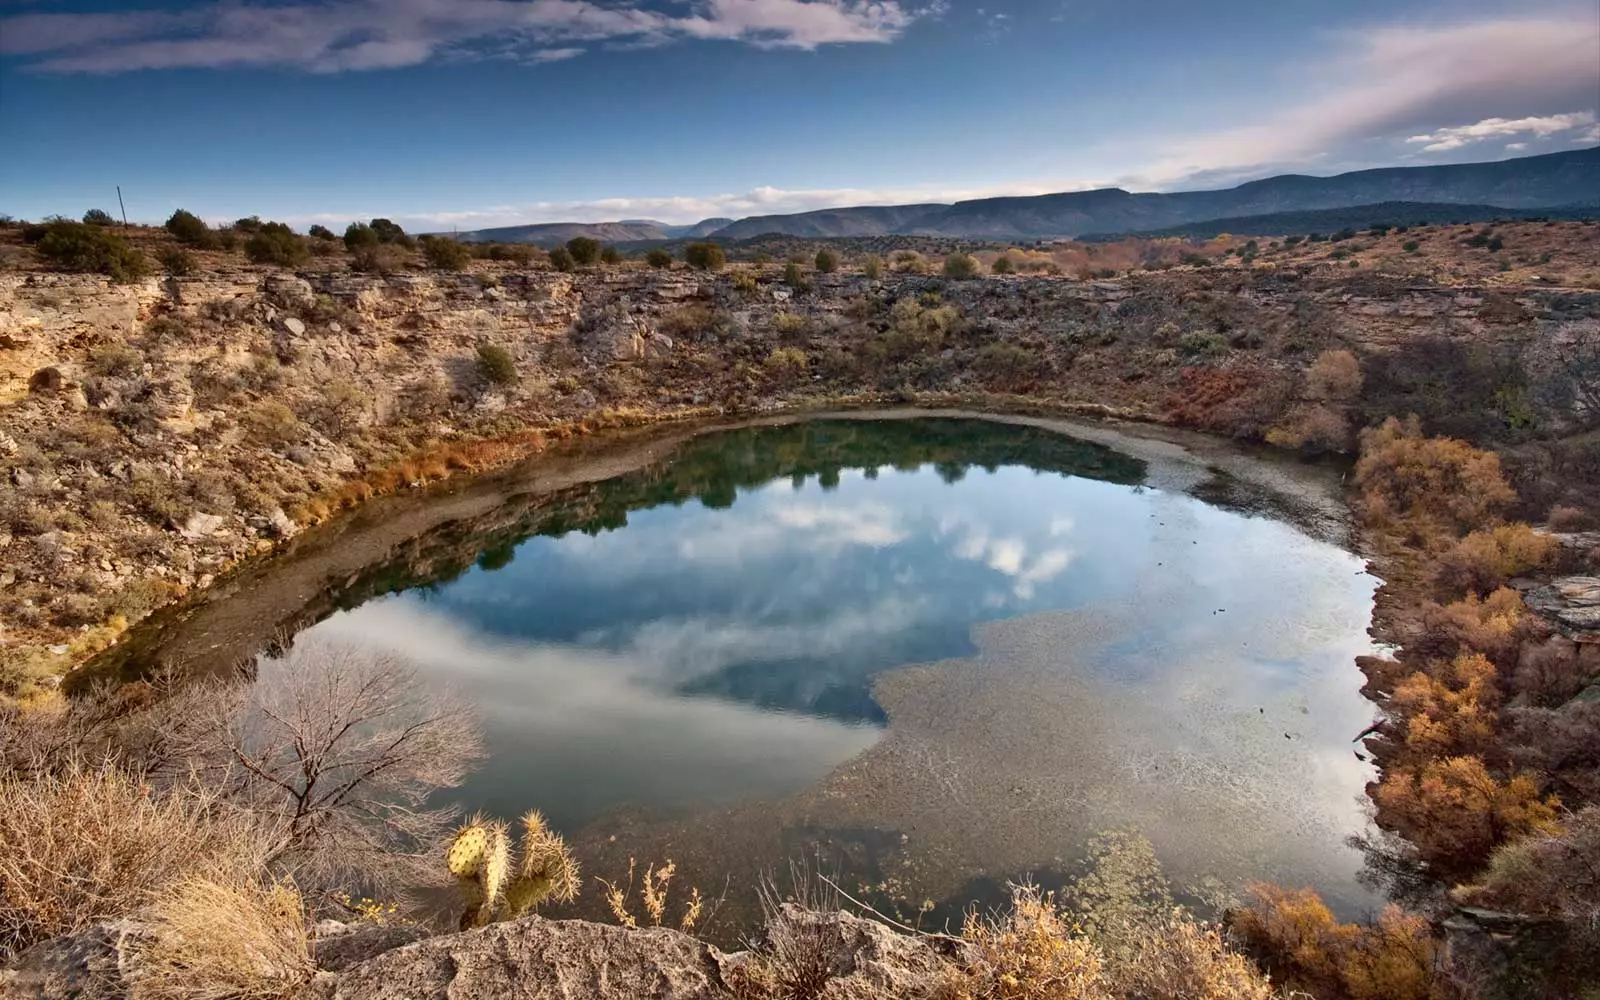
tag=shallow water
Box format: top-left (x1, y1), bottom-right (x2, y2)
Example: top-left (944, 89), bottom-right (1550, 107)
top-left (294, 417), bottom-right (1381, 926)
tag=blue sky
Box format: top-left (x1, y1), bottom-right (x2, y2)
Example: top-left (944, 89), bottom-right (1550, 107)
top-left (2, 0), bottom-right (1597, 230)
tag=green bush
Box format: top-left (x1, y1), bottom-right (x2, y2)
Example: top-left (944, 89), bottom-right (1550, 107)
top-left (232, 216), bottom-right (264, 232)
top-left (566, 237), bottom-right (600, 266)
top-left (547, 246), bottom-right (575, 272)
top-left (1403, 241), bottom-right (1420, 253)
top-left (943, 253), bottom-right (978, 279)
top-left (476, 342), bottom-right (518, 385)
top-left (243, 222), bottom-right (310, 266)
top-left (164, 209), bottom-right (211, 246)
top-left (684, 242), bottom-right (725, 271)
top-left (307, 224), bottom-right (336, 241)
top-left (343, 222), bottom-right (379, 251)
top-left (82, 209), bottom-right (116, 226)
top-left (814, 248), bottom-right (839, 273)
top-left (991, 256), bottom-right (1014, 275)
top-left (647, 248), bottom-right (672, 268)
top-left (862, 255), bottom-right (883, 279)
top-left (600, 245), bottom-right (621, 265)
top-left (33, 221), bottom-right (149, 282)
top-left (157, 246), bottom-right (194, 276)
top-left (422, 237), bottom-right (473, 271)
top-left (370, 218), bottom-right (409, 245)
top-left (476, 242), bottom-right (535, 264)
top-left (1177, 331), bottom-right (1228, 357)
top-left (783, 260), bottom-right (810, 291)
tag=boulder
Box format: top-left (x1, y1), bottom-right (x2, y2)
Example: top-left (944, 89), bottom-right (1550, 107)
top-left (264, 275), bottom-right (316, 309)
top-left (576, 301), bottom-right (647, 361)
top-left (281, 317), bottom-right (308, 337)
top-left (177, 512), bottom-right (226, 540)
top-left (28, 367), bottom-right (64, 393)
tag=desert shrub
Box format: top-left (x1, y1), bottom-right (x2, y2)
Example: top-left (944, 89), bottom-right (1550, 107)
top-left (1389, 653), bottom-right (1500, 760)
top-left (369, 218), bottom-right (410, 246)
top-left (1546, 505), bottom-right (1595, 531)
top-left (991, 256), bottom-right (1015, 275)
top-left (1306, 348), bottom-right (1364, 401)
top-left (343, 222), bottom-right (379, 250)
top-left (1510, 636), bottom-right (1596, 707)
top-left (33, 221), bottom-right (149, 282)
top-left (783, 260), bottom-right (810, 291)
top-left (422, 237), bottom-right (472, 271)
top-left (133, 877), bottom-right (314, 1000)
top-left (231, 216), bottom-right (264, 233)
top-left (0, 766), bottom-right (267, 962)
top-left (475, 242), bottom-right (535, 264)
top-left (1361, 337), bottom-right (1533, 442)
top-left (476, 342), bottom-right (518, 385)
top-left (88, 342), bottom-right (143, 377)
top-left (957, 883), bottom-right (1109, 1000)
top-left (1432, 523), bottom-right (1558, 597)
top-left (566, 236), bottom-right (601, 266)
top-left (164, 209), bottom-right (211, 246)
top-left (1408, 588), bottom-right (1543, 671)
top-left (764, 347), bottom-right (808, 381)
top-left (647, 247), bottom-right (672, 268)
top-left (685, 242), bottom-right (726, 271)
top-left (1266, 403), bottom-right (1352, 452)
top-left (1354, 416), bottom-right (1517, 542)
top-left (974, 341), bottom-right (1039, 388)
top-left (350, 244), bottom-right (410, 274)
top-left (862, 255), bottom-right (883, 279)
top-left (814, 248), bottom-right (839, 273)
top-left (244, 222), bottom-right (310, 266)
top-left (306, 224), bottom-right (336, 241)
top-left (1166, 365), bottom-right (1296, 440)
top-left (943, 253), bottom-right (979, 279)
top-left (600, 245), bottom-right (621, 265)
top-left (547, 246), bottom-right (575, 272)
top-left (1232, 884), bottom-right (1446, 1000)
top-left (242, 401), bottom-right (303, 448)
top-left (82, 208), bottom-right (116, 226)
top-left (1372, 755), bottom-right (1561, 877)
top-left (1107, 914), bottom-right (1273, 1000)
top-left (156, 246), bottom-right (194, 276)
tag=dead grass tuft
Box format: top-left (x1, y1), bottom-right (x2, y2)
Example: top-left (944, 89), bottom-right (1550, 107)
top-left (131, 876), bottom-right (314, 1000)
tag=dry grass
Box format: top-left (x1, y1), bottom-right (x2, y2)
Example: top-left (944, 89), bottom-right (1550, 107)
top-left (955, 885), bottom-right (1109, 1000)
top-left (1106, 915), bottom-right (1273, 1000)
top-left (0, 764), bottom-right (268, 962)
top-left (130, 876), bottom-right (314, 1000)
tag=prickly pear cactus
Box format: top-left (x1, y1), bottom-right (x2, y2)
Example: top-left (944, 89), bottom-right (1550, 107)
top-left (450, 809), bottom-right (581, 926)
top-left (447, 820), bottom-right (491, 878)
top-left (505, 810), bottom-right (581, 917)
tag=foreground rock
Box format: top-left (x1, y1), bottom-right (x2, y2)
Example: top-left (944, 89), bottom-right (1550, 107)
top-left (2, 908), bottom-right (959, 1000)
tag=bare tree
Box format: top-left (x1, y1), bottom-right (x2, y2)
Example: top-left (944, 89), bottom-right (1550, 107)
top-left (190, 639), bottom-right (485, 895)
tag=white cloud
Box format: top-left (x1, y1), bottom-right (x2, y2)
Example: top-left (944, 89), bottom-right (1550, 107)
top-left (1405, 111), bottom-right (1596, 152)
top-left (769, 502), bottom-right (908, 547)
top-left (1131, 16), bottom-right (1600, 186)
top-left (1505, 142), bottom-right (1529, 151)
top-left (1, 0), bottom-right (924, 73)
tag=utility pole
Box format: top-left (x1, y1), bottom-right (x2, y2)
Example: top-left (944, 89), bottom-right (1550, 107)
top-left (116, 186), bottom-right (128, 227)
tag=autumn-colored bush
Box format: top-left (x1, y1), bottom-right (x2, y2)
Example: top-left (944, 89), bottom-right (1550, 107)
top-left (1431, 523), bottom-right (1559, 597)
top-left (1166, 365), bottom-right (1295, 440)
top-left (1389, 653), bottom-right (1500, 761)
top-left (1266, 402), bottom-right (1352, 452)
top-left (1408, 588), bottom-right (1544, 672)
top-left (1371, 755), bottom-right (1562, 877)
top-left (1510, 636), bottom-right (1599, 707)
top-left (957, 884), bottom-right (1110, 1000)
top-left (1232, 884), bottom-right (1446, 1000)
top-left (1545, 504), bottom-right (1595, 532)
top-left (1355, 416), bottom-right (1517, 544)
top-left (1305, 348), bottom-right (1364, 401)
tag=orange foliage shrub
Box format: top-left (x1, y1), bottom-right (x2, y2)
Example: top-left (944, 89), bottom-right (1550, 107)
top-left (1390, 653), bottom-right (1500, 760)
top-left (1266, 403), bottom-right (1352, 452)
top-left (1431, 523), bottom-right (1558, 598)
top-left (1165, 365), bottom-right (1294, 440)
top-left (1409, 588), bottom-right (1544, 671)
top-left (1355, 416), bottom-right (1516, 544)
top-left (1372, 756), bottom-right (1562, 877)
top-left (1231, 884), bottom-right (1446, 1000)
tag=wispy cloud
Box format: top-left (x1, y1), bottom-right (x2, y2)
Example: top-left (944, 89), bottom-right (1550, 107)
top-left (1128, 15), bottom-right (1600, 187)
top-left (0, 0), bottom-right (926, 73)
top-left (1405, 111), bottom-right (1596, 152)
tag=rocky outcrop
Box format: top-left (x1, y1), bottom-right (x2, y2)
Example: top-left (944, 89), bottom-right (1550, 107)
top-left (2, 909), bottom-right (961, 1000)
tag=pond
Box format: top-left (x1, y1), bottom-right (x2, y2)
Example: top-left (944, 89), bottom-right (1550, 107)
top-left (270, 416), bottom-right (1384, 931)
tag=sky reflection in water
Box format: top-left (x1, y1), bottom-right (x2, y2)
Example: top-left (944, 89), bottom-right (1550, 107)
top-left (304, 419), bottom-right (1379, 909)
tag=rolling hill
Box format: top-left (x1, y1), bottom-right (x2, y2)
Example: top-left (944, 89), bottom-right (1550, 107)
top-left (452, 147), bottom-right (1599, 245)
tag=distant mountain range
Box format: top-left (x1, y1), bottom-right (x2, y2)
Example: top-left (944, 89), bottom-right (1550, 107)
top-left (454, 216), bottom-right (731, 246)
top-left (454, 147), bottom-right (1599, 246)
